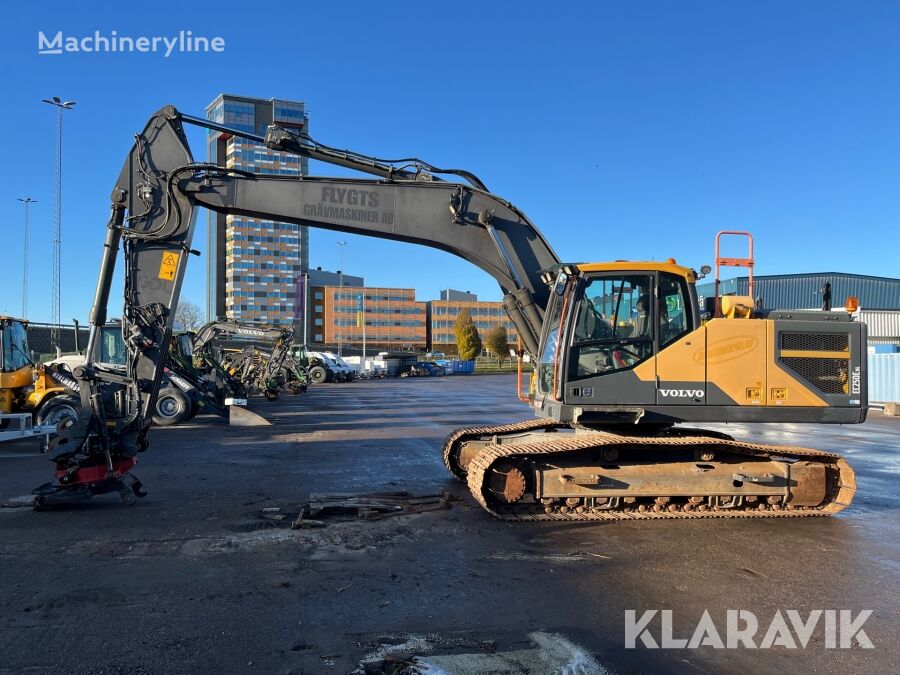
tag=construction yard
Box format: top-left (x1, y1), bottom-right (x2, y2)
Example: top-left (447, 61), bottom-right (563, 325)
top-left (1, 374), bottom-right (898, 674)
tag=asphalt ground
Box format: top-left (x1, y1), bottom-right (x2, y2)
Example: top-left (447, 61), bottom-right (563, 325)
top-left (0, 374), bottom-right (897, 674)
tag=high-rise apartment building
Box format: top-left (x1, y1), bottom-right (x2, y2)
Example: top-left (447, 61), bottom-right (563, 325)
top-left (205, 94), bottom-right (310, 326)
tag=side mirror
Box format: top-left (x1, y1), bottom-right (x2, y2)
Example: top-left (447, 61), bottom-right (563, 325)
top-left (696, 265), bottom-right (712, 280)
top-left (553, 272), bottom-right (569, 296)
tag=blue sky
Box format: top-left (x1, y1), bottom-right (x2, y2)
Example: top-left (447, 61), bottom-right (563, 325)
top-left (2, 1), bottom-right (898, 322)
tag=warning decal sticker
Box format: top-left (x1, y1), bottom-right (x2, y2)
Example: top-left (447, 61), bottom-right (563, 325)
top-left (159, 251), bottom-right (180, 281)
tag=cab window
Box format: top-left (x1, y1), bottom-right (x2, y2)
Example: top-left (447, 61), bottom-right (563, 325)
top-left (1, 322), bottom-right (30, 372)
top-left (569, 275), bottom-right (653, 379)
top-left (537, 274), bottom-right (569, 396)
top-left (659, 273), bottom-right (690, 347)
top-left (538, 321), bottom-right (560, 395)
top-left (100, 327), bottom-right (126, 365)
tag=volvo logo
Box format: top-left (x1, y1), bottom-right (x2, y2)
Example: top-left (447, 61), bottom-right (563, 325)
top-left (659, 388), bottom-right (705, 399)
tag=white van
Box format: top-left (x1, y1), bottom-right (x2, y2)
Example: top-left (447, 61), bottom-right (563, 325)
top-left (321, 352), bottom-right (357, 381)
top-left (305, 351), bottom-right (356, 382)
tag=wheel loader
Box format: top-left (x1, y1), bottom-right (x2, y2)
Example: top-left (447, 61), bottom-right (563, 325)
top-left (48, 321), bottom-right (206, 427)
top-left (0, 316), bottom-right (80, 438)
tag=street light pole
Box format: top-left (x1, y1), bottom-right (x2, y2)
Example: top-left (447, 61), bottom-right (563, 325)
top-left (302, 271), bottom-right (309, 349)
top-left (361, 290), bottom-right (367, 376)
top-left (42, 96), bottom-right (76, 350)
top-left (337, 240), bottom-right (347, 356)
top-left (17, 197), bottom-right (36, 318)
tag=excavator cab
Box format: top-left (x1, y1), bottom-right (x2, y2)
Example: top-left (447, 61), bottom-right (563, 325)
top-left (0, 318), bottom-right (77, 434)
top-left (173, 334), bottom-right (194, 359)
top-left (536, 262), bottom-right (698, 411)
top-left (535, 260), bottom-right (865, 428)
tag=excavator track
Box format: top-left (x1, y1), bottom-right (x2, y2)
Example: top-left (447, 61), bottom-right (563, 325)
top-left (441, 418), bottom-right (566, 480)
top-left (465, 430), bottom-right (855, 521)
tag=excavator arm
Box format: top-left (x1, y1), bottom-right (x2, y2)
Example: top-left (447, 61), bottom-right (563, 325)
top-left (192, 319), bottom-right (300, 399)
top-left (191, 320), bottom-right (294, 354)
top-left (192, 113), bottom-right (560, 353)
top-left (34, 105), bottom-right (559, 505)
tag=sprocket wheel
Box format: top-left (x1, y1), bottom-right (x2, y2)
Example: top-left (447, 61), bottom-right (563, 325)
top-left (487, 461), bottom-right (527, 504)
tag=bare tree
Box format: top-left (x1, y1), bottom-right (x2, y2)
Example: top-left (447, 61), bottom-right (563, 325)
top-left (175, 300), bottom-right (204, 331)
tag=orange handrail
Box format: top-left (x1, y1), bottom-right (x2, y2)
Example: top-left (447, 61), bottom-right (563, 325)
top-left (516, 338), bottom-right (529, 403)
top-left (714, 230), bottom-right (754, 317)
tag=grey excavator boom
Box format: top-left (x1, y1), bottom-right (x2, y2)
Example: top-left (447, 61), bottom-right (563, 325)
top-left (34, 105), bottom-right (559, 506)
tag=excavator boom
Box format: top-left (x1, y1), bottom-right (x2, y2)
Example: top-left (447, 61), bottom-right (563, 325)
top-left (191, 320), bottom-right (293, 354)
top-left (38, 105), bottom-right (558, 506)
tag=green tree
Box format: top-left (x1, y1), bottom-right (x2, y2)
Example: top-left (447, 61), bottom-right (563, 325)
top-left (454, 309), bottom-right (482, 361)
top-left (485, 325), bottom-right (509, 366)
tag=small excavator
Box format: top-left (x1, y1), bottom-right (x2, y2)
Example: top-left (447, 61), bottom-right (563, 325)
top-left (34, 106), bottom-right (866, 519)
top-left (190, 320), bottom-right (308, 400)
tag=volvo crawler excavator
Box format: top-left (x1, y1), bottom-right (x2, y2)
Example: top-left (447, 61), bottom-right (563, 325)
top-left (190, 320), bottom-right (307, 400)
top-left (33, 106), bottom-right (865, 518)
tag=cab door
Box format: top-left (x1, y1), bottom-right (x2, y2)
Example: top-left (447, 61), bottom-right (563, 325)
top-left (563, 273), bottom-right (658, 406)
top-left (654, 272), bottom-right (706, 405)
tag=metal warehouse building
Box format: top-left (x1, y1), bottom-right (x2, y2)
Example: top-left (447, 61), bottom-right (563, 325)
top-left (696, 272), bottom-right (900, 313)
top-left (697, 272), bottom-right (900, 403)
top-left (858, 310), bottom-right (900, 350)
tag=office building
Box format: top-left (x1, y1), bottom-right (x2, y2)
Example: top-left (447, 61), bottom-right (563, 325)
top-left (310, 285), bottom-right (426, 351)
top-left (300, 268), bottom-right (364, 345)
top-left (440, 289), bottom-right (478, 302)
top-left (307, 267), bottom-right (364, 289)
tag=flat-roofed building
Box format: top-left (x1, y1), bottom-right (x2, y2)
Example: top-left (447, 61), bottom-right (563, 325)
top-left (310, 285), bottom-right (426, 351)
top-left (440, 289), bottom-right (478, 302)
top-left (205, 94), bottom-right (309, 327)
